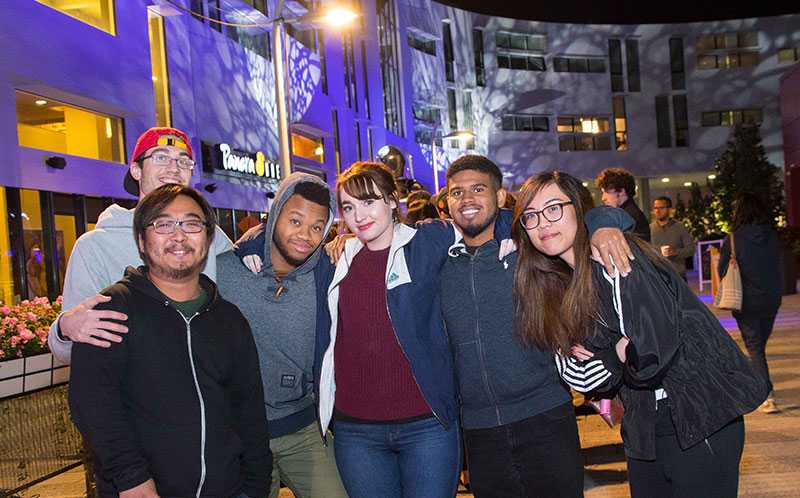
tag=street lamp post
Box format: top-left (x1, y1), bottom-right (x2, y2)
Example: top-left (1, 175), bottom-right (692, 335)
top-left (271, 3), bottom-right (358, 181)
top-left (431, 128), bottom-right (475, 193)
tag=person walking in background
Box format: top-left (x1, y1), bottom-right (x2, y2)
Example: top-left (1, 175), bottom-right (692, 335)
top-left (650, 196), bottom-right (696, 280)
top-left (596, 167), bottom-right (651, 242)
top-left (719, 192), bottom-right (783, 413)
top-left (513, 171), bottom-right (767, 498)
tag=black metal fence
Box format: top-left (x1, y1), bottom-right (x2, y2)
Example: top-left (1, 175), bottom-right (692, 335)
top-left (0, 385), bottom-right (83, 497)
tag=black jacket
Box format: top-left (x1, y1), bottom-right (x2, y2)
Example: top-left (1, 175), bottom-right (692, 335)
top-left (718, 224), bottom-right (783, 316)
top-left (584, 245), bottom-right (767, 460)
top-left (69, 267), bottom-right (271, 498)
top-left (621, 198), bottom-right (651, 242)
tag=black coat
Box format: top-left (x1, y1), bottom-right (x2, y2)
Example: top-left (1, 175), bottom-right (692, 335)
top-left (621, 198), bottom-right (651, 242)
top-left (585, 245), bottom-right (767, 460)
top-left (718, 224), bottom-right (782, 316)
top-left (69, 267), bottom-right (271, 498)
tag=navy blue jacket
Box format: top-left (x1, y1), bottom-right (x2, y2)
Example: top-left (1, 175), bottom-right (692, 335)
top-left (441, 207), bottom-right (634, 430)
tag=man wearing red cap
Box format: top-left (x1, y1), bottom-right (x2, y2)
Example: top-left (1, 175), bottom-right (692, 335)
top-left (47, 127), bottom-right (233, 361)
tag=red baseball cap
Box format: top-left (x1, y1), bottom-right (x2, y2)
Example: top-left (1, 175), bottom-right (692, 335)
top-left (124, 127), bottom-right (194, 196)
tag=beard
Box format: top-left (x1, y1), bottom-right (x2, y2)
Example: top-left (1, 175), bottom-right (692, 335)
top-left (273, 234), bottom-right (310, 268)
top-left (143, 242), bottom-right (209, 281)
top-left (457, 204), bottom-right (499, 239)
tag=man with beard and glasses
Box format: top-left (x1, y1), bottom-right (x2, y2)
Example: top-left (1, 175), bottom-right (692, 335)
top-left (216, 173), bottom-right (349, 498)
top-left (69, 185), bottom-right (270, 498)
top-left (440, 156), bottom-right (635, 498)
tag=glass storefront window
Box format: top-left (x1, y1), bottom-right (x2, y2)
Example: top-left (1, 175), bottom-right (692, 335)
top-left (20, 190), bottom-right (49, 299)
top-left (16, 91), bottom-right (126, 163)
top-left (0, 189), bottom-right (15, 304)
top-left (36, 0), bottom-right (116, 36)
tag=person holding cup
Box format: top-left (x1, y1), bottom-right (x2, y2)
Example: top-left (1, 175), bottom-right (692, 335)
top-left (650, 196), bottom-right (695, 280)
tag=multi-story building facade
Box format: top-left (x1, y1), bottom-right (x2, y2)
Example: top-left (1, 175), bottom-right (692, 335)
top-left (1, 0), bottom-right (797, 303)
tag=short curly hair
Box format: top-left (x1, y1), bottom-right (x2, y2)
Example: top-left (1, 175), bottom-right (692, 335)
top-left (596, 168), bottom-right (636, 198)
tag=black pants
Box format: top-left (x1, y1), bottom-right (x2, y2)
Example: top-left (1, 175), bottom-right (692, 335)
top-left (627, 402), bottom-right (744, 498)
top-left (733, 311), bottom-right (777, 393)
top-left (463, 402), bottom-right (584, 498)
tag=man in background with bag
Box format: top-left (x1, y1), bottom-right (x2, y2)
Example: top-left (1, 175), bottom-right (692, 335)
top-left (718, 193), bottom-right (783, 413)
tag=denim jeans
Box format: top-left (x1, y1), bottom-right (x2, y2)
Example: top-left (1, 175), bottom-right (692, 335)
top-left (333, 416), bottom-right (461, 498)
top-left (463, 402), bottom-right (584, 498)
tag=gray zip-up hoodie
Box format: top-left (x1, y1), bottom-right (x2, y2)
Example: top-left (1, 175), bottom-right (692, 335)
top-left (47, 204), bottom-right (233, 362)
top-left (216, 173), bottom-right (336, 438)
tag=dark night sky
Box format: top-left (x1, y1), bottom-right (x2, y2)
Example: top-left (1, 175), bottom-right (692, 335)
top-left (436, 1), bottom-right (799, 25)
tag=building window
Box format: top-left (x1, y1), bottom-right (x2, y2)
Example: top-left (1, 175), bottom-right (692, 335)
top-left (408, 32), bottom-right (436, 55)
top-left (377, 0), bottom-right (404, 136)
top-left (319, 31), bottom-right (328, 94)
top-left (696, 31), bottom-right (758, 51)
top-left (608, 39), bottom-right (624, 92)
top-left (778, 47), bottom-right (800, 63)
top-left (148, 11), bottom-right (171, 128)
top-left (625, 39), bottom-right (641, 92)
top-left (208, 0), bottom-right (222, 33)
top-left (291, 132), bottom-right (325, 163)
top-left (557, 116), bottom-right (611, 151)
top-left (496, 31), bottom-right (546, 72)
top-left (189, 0), bottom-right (204, 22)
top-left (701, 109), bottom-right (763, 127)
top-left (332, 109), bottom-right (342, 172)
top-left (697, 52), bottom-right (759, 69)
top-left (655, 96), bottom-right (671, 148)
top-left (360, 40), bottom-right (370, 117)
top-left (473, 29), bottom-right (486, 87)
top-left (413, 106), bottom-right (442, 125)
top-left (367, 127), bottom-right (374, 159)
top-left (553, 57), bottom-right (606, 73)
top-left (669, 37), bottom-right (686, 90)
top-left (673, 94), bottom-right (689, 147)
top-left (16, 91), bottom-right (125, 163)
top-left (462, 91), bottom-right (474, 130)
top-left (696, 31), bottom-right (760, 70)
top-left (36, 0), bottom-right (116, 35)
top-left (414, 128), bottom-right (442, 146)
top-left (447, 89), bottom-right (458, 130)
top-left (612, 95), bottom-right (628, 151)
top-left (497, 54), bottom-right (546, 71)
top-left (343, 33), bottom-right (358, 110)
top-left (355, 121), bottom-right (363, 161)
top-left (496, 32), bottom-right (546, 52)
top-left (501, 114), bottom-right (549, 132)
top-left (443, 21), bottom-right (455, 82)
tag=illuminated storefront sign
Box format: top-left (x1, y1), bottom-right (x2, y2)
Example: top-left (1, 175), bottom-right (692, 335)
top-left (202, 141), bottom-right (280, 181)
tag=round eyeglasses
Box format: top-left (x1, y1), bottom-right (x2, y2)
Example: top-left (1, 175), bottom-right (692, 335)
top-left (148, 218), bottom-right (209, 235)
top-left (140, 152), bottom-right (196, 171)
top-left (519, 201), bottom-right (573, 229)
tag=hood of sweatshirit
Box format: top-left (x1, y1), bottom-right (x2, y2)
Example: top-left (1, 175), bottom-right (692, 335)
top-left (94, 203), bottom-right (136, 230)
top-left (736, 224), bottom-right (776, 246)
top-left (261, 172), bottom-right (336, 276)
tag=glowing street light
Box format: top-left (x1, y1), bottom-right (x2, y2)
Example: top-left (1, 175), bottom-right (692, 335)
top-left (272, 3), bottom-right (359, 181)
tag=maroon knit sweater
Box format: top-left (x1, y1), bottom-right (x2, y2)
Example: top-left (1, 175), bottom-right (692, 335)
top-left (334, 246), bottom-right (431, 421)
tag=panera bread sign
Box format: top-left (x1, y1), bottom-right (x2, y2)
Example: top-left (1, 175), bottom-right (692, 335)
top-left (202, 142), bottom-right (280, 181)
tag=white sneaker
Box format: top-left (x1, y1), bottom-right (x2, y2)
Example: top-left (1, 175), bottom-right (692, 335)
top-left (758, 397), bottom-right (780, 414)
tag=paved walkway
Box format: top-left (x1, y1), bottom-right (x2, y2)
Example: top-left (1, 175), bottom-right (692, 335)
top-left (19, 290), bottom-right (800, 498)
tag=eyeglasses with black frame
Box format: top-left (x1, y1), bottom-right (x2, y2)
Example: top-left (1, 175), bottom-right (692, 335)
top-left (519, 201), bottom-right (573, 229)
top-left (148, 218), bottom-right (209, 235)
top-left (140, 152), bottom-right (196, 170)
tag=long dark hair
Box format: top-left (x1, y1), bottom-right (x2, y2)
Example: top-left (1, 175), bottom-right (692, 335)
top-left (732, 192), bottom-right (770, 230)
top-left (512, 171), bottom-right (597, 353)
